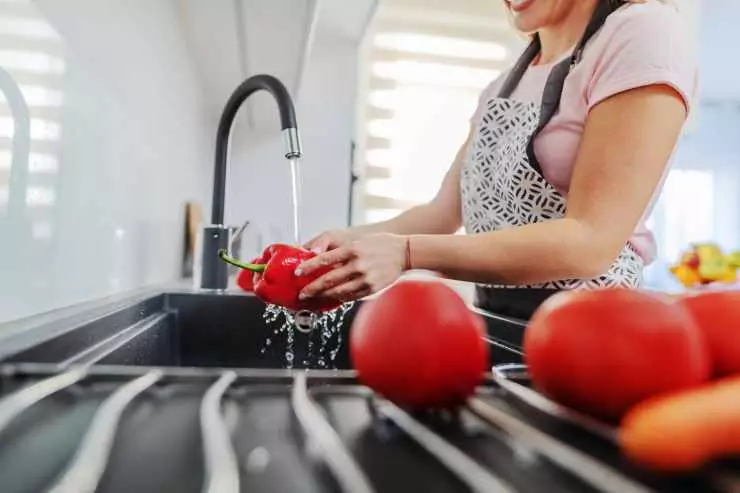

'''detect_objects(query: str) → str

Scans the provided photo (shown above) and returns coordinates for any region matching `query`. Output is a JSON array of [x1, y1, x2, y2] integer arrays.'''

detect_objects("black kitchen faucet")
[[200, 74, 302, 290]]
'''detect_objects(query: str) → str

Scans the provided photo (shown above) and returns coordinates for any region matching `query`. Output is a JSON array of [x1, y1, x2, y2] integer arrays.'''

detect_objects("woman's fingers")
[[296, 246, 354, 277], [303, 230, 352, 254], [299, 263, 359, 299], [303, 233, 331, 254]]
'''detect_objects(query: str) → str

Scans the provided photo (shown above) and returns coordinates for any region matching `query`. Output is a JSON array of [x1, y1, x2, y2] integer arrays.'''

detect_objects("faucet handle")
[[228, 219, 250, 255]]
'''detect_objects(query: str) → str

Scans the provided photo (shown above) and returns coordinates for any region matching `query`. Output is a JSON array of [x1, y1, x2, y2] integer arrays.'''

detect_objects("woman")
[[296, 0, 697, 318]]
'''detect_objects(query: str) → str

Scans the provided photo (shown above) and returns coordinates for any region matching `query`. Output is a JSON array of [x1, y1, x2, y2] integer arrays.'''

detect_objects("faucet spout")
[[201, 74, 302, 291], [211, 74, 302, 226]]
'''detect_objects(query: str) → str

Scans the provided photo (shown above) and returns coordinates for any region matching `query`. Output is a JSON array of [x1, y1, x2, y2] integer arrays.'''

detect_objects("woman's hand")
[[296, 233, 409, 302]]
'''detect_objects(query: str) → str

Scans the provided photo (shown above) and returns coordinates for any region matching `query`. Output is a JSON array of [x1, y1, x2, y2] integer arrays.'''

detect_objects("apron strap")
[[499, 0, 626, 176], [497, 37, 541, 99], [476, 1, 627, 318]]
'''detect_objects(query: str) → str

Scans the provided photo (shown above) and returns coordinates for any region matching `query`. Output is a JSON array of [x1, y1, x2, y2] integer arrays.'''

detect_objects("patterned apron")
[[461, 0, 644, 319]]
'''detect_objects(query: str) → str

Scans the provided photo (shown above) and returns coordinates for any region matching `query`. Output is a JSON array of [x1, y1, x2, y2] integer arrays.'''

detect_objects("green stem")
[[218, 249, 266, 272]]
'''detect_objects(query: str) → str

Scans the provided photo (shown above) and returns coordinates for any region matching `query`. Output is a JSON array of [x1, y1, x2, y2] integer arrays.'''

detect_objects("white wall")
[[0, 0, 212, 323], [697, 0, 740, 102]]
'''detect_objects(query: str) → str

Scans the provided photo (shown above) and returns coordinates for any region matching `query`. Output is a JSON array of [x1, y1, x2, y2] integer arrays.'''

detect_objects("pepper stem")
[[218, 249, 266, 272]]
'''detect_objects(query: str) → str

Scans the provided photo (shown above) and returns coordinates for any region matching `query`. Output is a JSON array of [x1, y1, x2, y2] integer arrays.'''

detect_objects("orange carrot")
[[620, 376, 740, 472]]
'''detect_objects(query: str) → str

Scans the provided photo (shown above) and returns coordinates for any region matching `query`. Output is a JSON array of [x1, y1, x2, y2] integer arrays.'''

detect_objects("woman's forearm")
[[409, 218, 618, 285]]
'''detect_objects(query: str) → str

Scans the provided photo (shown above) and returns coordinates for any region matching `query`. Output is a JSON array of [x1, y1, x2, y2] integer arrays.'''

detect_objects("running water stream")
[[257, 156, 354, 368], [289, 157, 302, 245]]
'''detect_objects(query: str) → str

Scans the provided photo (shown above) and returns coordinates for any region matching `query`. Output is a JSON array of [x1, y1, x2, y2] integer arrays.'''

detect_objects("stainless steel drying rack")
[[0, 363, 736, 493]]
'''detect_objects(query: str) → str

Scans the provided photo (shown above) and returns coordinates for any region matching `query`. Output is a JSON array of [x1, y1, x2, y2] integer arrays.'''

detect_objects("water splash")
[[261, 303, 354, 369]]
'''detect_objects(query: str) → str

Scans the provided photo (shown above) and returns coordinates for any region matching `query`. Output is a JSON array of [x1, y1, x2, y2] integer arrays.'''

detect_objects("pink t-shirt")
[[470, 0, 698, 264]]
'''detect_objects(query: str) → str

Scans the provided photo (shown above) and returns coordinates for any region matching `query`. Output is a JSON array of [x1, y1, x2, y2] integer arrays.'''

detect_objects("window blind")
[[0, 0, 62, 231], [352, 0, 524, 225]]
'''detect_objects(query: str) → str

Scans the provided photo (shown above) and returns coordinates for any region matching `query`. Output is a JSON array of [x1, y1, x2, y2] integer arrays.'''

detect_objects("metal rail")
[[200, 371, 241, 493], [491, 364, 617, 441], [376, 400, 516, 493], [493, 366, 740, 493], [0, 364, 733, 493], [468, 397, 654, 493], [291, 371, 376, 493], [0, 367, 87, 433], [483, 337, 525, 356], [46, 371, 162, 493]]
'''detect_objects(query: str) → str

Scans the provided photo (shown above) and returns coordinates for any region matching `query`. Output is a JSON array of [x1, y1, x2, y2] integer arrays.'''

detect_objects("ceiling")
[[176, 0, 378, 130]]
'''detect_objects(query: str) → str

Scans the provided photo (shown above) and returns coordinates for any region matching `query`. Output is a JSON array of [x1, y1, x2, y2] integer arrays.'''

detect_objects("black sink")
[[2, 292, 526, 370], [0, 293, 735, 493]]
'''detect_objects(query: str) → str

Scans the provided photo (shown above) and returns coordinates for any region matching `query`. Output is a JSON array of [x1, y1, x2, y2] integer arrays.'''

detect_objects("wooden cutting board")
[[182, 202, 203, 278]]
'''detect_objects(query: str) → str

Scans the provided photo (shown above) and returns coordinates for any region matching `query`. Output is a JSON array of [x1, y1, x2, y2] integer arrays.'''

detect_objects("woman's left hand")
[[296, 233, 409, 303]]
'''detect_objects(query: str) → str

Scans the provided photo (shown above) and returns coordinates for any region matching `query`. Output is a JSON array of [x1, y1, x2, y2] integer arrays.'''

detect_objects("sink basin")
[[2, 291, 526, 370]]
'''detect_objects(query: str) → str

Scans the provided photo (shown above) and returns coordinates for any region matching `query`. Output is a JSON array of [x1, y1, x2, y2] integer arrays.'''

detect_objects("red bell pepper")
[[234, 253, 263, 292], [236, 267, 256, 292], [220, 244, 341, 313]]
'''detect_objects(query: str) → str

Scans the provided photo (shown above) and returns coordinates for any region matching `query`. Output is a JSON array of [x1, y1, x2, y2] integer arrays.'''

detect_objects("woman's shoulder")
[[582, 0, 698, 113], [599, 0, 691, 45]]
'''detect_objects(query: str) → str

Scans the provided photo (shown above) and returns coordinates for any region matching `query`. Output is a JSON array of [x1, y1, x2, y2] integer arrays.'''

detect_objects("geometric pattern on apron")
[[461, 97, 644, 290]]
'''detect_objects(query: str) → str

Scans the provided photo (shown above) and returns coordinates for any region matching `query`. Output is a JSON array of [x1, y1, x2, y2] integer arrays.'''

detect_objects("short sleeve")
[[586, 3, 698, 114]]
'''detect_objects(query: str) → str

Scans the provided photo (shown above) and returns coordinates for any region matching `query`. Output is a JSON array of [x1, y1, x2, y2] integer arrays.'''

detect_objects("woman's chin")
[[508, 7, 547, 33], [510, 16, 543, 34], [506, 0, 561, 35]]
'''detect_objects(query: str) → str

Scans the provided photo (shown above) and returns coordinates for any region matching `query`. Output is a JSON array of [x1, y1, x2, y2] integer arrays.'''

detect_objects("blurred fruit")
[[728, 251, 740, 269], [350, 280, 489, 409], [670, 243, 739, 288], [524, 289, 711, 421], [680, 291, 740, 377], [620, 375, 740, 472], [683, 252, 700, 269]]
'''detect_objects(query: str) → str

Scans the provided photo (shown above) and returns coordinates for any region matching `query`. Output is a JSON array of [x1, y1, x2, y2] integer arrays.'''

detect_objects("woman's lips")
[[508, 0, 535, 13]]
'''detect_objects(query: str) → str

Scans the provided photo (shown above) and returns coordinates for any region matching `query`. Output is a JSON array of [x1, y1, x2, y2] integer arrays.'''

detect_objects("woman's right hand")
[[304, 228, 358, 254]]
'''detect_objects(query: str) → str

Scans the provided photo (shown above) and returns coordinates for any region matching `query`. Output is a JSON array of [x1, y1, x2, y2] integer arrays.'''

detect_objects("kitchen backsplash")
[[0, 0, 212, 323]]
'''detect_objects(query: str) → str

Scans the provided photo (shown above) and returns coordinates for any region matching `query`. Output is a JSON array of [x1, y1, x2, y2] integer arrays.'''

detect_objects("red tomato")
[[524, 289, 711, 421], [680, 291, 740, 377], [350, 280, 489, 409]]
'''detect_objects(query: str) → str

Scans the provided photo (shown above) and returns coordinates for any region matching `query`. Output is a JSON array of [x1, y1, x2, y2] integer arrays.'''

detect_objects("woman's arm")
[[296, 84, 688, 300], [410, 84, 687, 284]]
